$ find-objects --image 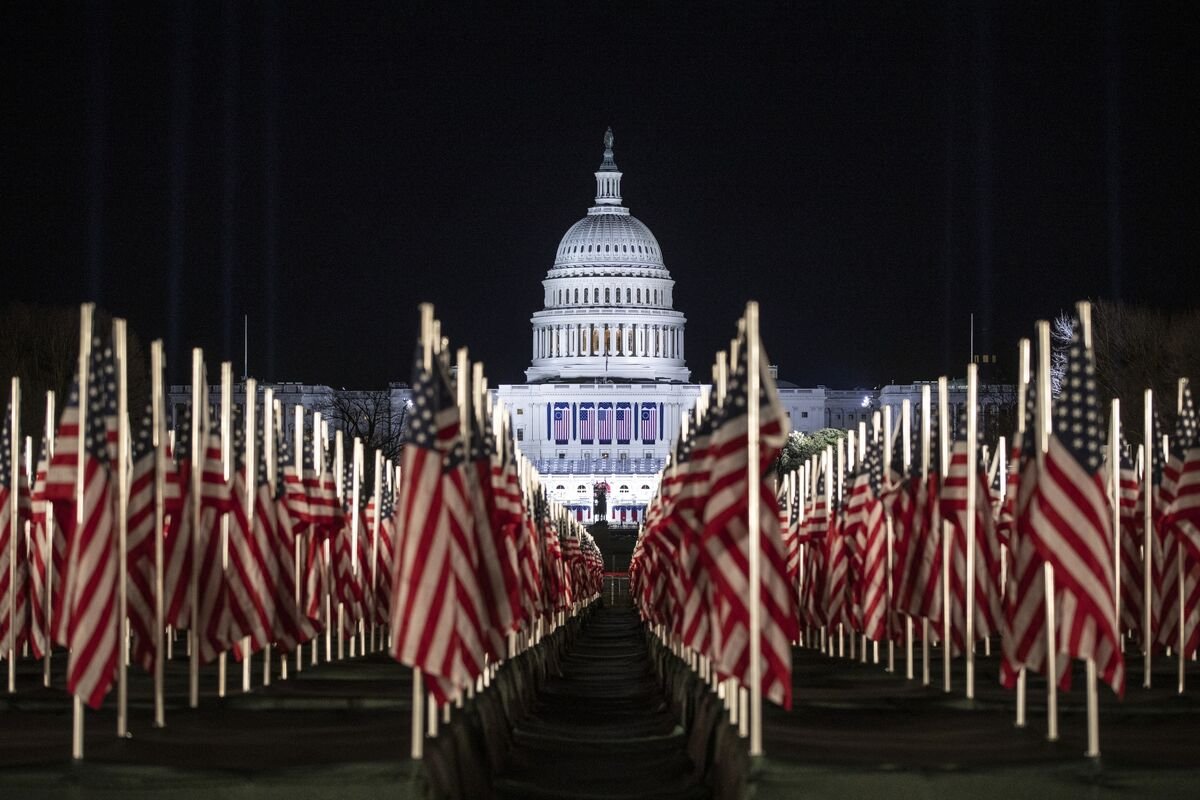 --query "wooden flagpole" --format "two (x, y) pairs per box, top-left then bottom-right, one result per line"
(113, 319), (130, 738)
(42, 390), (56, 688)
(243, 378), (257, 692)
(7, 378), (19, 695)
(150, 341), (167, 727)
(1142, 391), (1153, 688)
(746, 302), (764, 757)
(920, 385), (931, 686)
(262, 387), (275, 685)
(1035, 320), (1058, 742)
(294, 405), (305, 673)
(836, 435), (846, 659)
(322, 418), (332, 664)
(188, 348), (203, 710)
(937, 376), (951, 693)
(72, 302), (95, 760)
(966, 362), (978, 700)
(1015, 338), (1030, 728)
(218, 363), (233, 698)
